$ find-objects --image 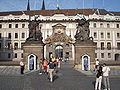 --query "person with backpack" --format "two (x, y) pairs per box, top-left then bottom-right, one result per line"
(48, 61), (55, 82)
(95, 65), (103, 90)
